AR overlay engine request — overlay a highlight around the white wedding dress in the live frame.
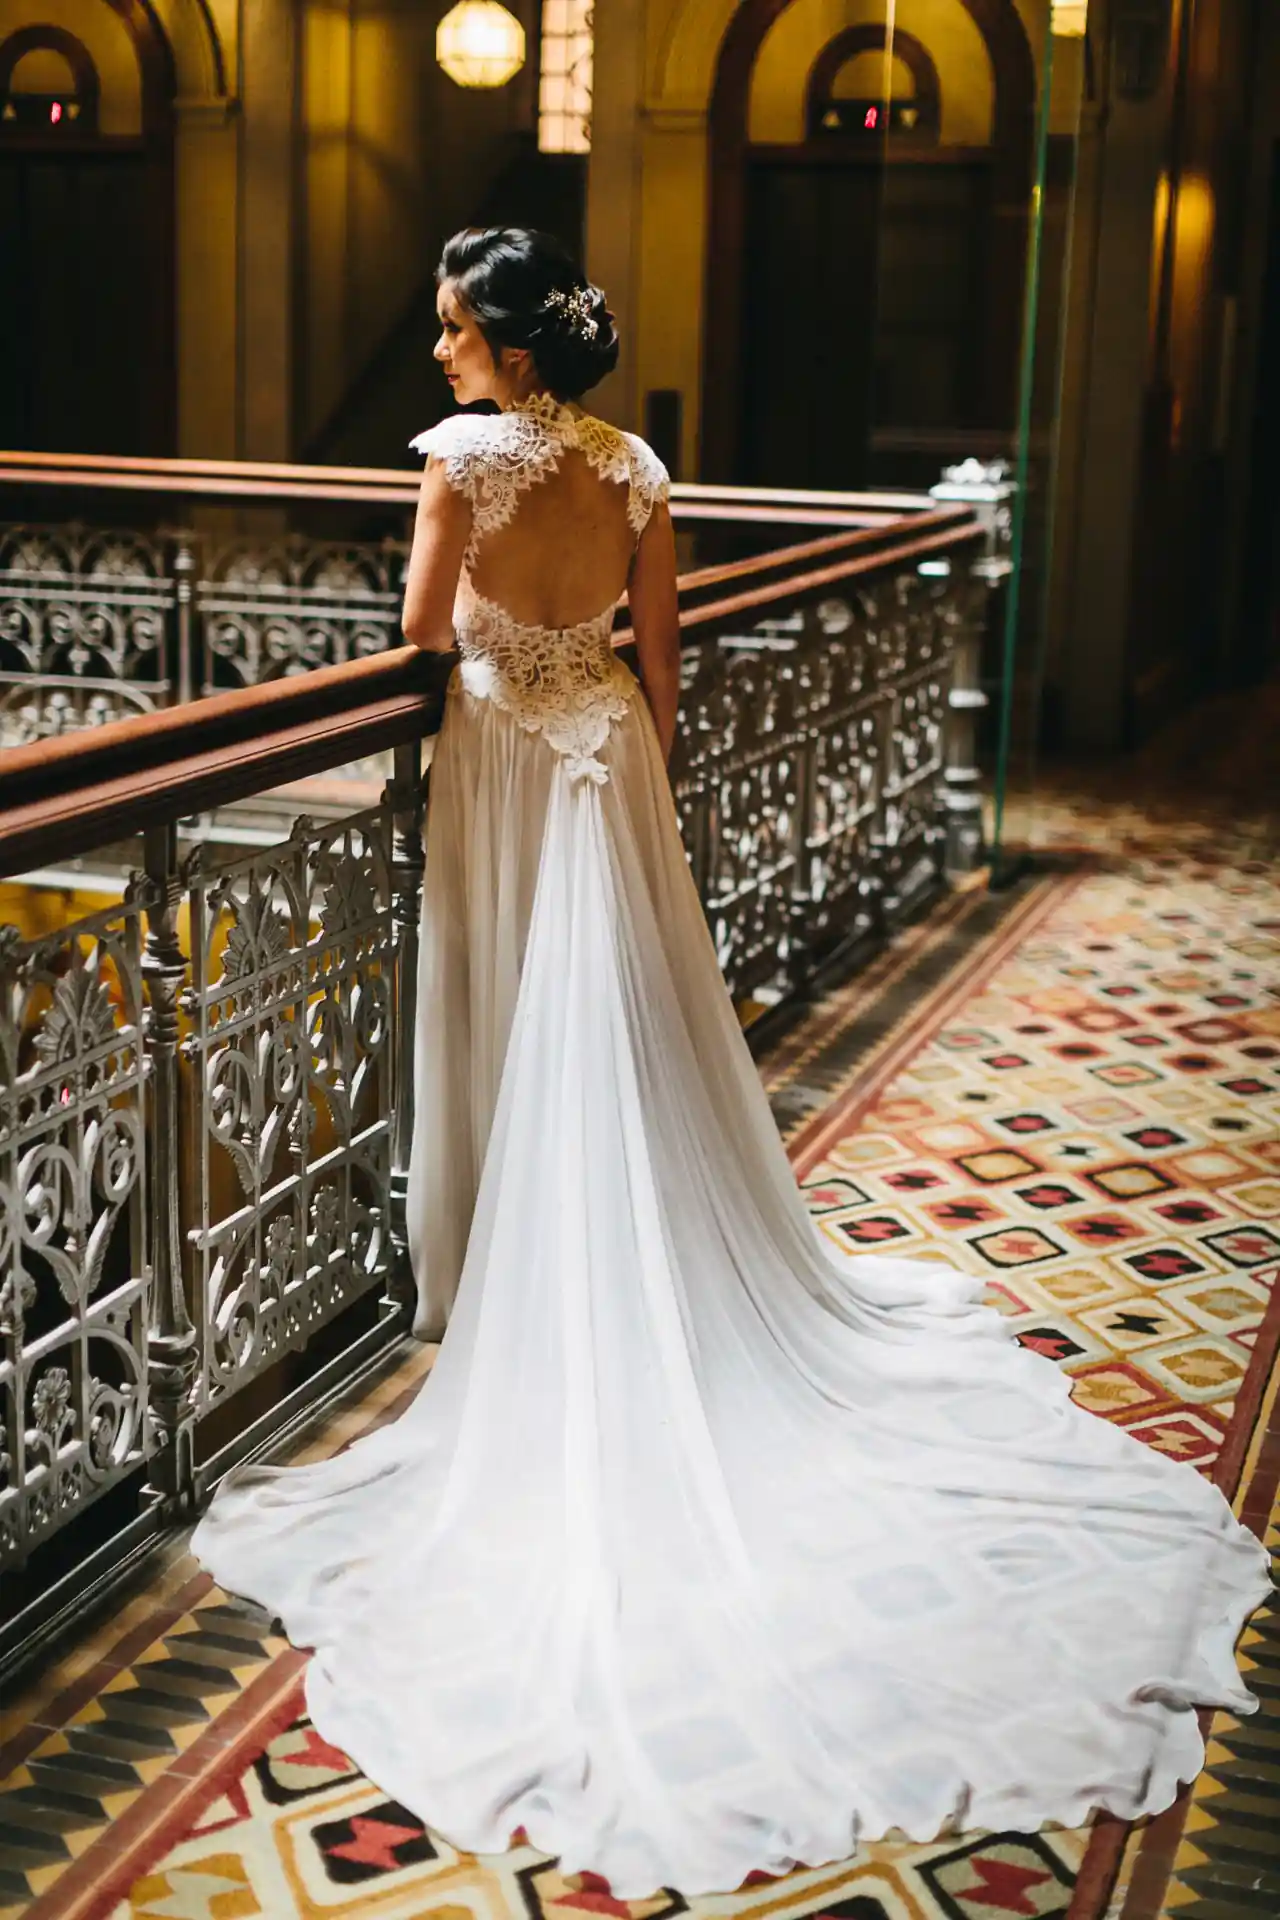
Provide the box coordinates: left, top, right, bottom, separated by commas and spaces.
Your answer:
193, 395, 1271, 1898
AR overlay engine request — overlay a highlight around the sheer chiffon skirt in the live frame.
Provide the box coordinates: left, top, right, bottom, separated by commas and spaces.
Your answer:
193, 666, 1272, 1898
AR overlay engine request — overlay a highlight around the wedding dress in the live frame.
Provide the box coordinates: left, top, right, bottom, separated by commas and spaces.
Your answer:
193, 394, 1271, 1898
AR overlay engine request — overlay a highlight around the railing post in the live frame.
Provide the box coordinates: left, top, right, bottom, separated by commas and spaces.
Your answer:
786, 604, 820, 995
173, 533, 196, 708
387, 740, 426, 1287
929, 459, 1014, 872
140, 823, 199, 1516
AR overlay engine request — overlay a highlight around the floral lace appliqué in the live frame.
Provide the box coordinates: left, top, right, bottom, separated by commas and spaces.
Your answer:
454, 589, 637, 786
410, 395, 669, 567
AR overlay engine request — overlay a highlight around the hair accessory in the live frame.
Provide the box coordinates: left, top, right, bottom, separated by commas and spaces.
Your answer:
544, 285, 600, 341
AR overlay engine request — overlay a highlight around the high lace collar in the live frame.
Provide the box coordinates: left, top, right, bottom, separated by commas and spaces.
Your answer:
505, 391, 583, 433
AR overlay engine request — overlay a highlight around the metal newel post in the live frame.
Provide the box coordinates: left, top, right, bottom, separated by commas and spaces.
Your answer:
140, 822, 198, 1514
786, 602, 821, 995
929, 459, 1015, 872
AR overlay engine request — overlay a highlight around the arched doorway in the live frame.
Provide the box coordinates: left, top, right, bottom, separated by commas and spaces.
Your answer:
0, 0, 175, 454
702, 0, 1035, 486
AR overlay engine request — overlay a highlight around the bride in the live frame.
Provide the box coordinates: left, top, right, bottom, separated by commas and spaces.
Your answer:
193, 227, 1271, 1898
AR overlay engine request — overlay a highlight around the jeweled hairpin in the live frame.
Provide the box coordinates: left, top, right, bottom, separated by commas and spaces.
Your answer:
545, 286, 599, 341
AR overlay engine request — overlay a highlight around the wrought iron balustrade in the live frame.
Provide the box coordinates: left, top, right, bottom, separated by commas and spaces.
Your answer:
0, 524, 177, 740
0, 448, 964, 747
0, 525, 410, 744
0, 470, 992, 1680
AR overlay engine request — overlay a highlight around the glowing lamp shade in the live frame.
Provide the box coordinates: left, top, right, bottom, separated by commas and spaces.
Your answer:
436, 1, 526, 88
1051, 0, 1088, 34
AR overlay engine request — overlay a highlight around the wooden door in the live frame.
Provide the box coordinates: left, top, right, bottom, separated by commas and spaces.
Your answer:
738, 154, 991, 489
739, 161, 882, 489
0, 148, 161, 453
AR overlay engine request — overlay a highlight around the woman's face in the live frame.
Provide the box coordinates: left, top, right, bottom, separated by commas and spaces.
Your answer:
434, 280, 531, 407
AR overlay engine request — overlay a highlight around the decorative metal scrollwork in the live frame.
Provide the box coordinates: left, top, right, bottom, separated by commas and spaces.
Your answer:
185, 811, 397, 1411
0, 525, 174, 745
671, 568, 972, 1000
0, 904, 149, 1570
199, 538, 407, 692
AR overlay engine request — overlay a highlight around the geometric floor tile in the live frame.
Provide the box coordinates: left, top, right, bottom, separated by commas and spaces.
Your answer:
1011, 1316, 1113, 1365
827, 1135, 910, 1174
1012, 1180, 1089, 1211
823, 1209, 921, 1250
1075, 1292, 1197, 1350
1137, 1336, 1251, 1405
1116, 1404, 1227, 1468
1121, 1244, 1217, 1285
1034, 1266, 1129, 1312
1149, 1196, 1231, 1228
1222, 1177, 1280, 1216
6, 795, 1279, 1920
1163, 1275, 1272, 1334
952, 1146, 1043, 1182
1065, 1358, 1172, 1418
1165, 1148, 1260, 1188
918, 1831, 1075, 1919
1201, 1223, 1280, 1268
968, 1226, 1067, 1268
803, 1177, 875, 1214
1062, 1212, 1148, 1248
1084, 1160, 1179, 1202
921, 1196, 1008, 1230
128, 1855, 259, 1920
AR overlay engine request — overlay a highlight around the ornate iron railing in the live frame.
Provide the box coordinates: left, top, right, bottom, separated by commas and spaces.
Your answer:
0, 896, 150, 1567
671, 568, 984, 998
0, 526, 409, 742
0, 473, 994, 1680
0, 523, 177, 739
0, 447, 948, 745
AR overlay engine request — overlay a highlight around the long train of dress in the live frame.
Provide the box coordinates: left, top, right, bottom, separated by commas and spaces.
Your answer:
193, 664, 1272, 1898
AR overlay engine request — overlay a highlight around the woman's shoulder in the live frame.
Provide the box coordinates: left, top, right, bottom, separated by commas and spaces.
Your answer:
409, 411, 504, 466
576, 414, 670, 500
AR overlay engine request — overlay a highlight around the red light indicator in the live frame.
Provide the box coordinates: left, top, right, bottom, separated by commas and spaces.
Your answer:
50, 100, 62, 124
864, 105, 878, 129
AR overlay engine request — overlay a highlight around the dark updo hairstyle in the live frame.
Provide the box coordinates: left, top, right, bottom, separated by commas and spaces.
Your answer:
437, 227, 619, 400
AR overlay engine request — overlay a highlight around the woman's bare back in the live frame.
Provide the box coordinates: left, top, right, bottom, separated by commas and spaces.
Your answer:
468, 448, 637, 631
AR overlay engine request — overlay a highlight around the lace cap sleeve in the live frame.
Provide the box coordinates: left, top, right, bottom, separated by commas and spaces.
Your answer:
408, 416, 491, 501
622, 434, 670, 537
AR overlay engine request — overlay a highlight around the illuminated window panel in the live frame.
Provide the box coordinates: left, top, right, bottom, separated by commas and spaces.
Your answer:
538, 0, 592, 154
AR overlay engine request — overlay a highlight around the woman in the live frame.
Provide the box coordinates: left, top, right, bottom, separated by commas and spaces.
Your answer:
193, 228, 1270, 1898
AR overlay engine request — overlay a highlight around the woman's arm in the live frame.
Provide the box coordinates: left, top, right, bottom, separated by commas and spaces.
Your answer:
628, 503, 681, 763
401, 459, 473, 652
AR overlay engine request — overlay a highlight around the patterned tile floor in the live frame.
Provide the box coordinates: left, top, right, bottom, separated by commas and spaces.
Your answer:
792, 859, 1280, 1486
3, 790, 1278, 1920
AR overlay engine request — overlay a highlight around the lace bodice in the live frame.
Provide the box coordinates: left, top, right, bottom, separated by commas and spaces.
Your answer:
411, 393, 669, 567
410, 395, 669, 785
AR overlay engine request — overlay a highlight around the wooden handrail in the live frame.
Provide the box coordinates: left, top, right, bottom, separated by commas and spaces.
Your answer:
0, 649, 437, 800
661, 506, 971, 601
0, 448, 932, 523
677, 519, 984, 631
0, 513, 983, 876
0, 683, 443, 878
613, 516, 983, 643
